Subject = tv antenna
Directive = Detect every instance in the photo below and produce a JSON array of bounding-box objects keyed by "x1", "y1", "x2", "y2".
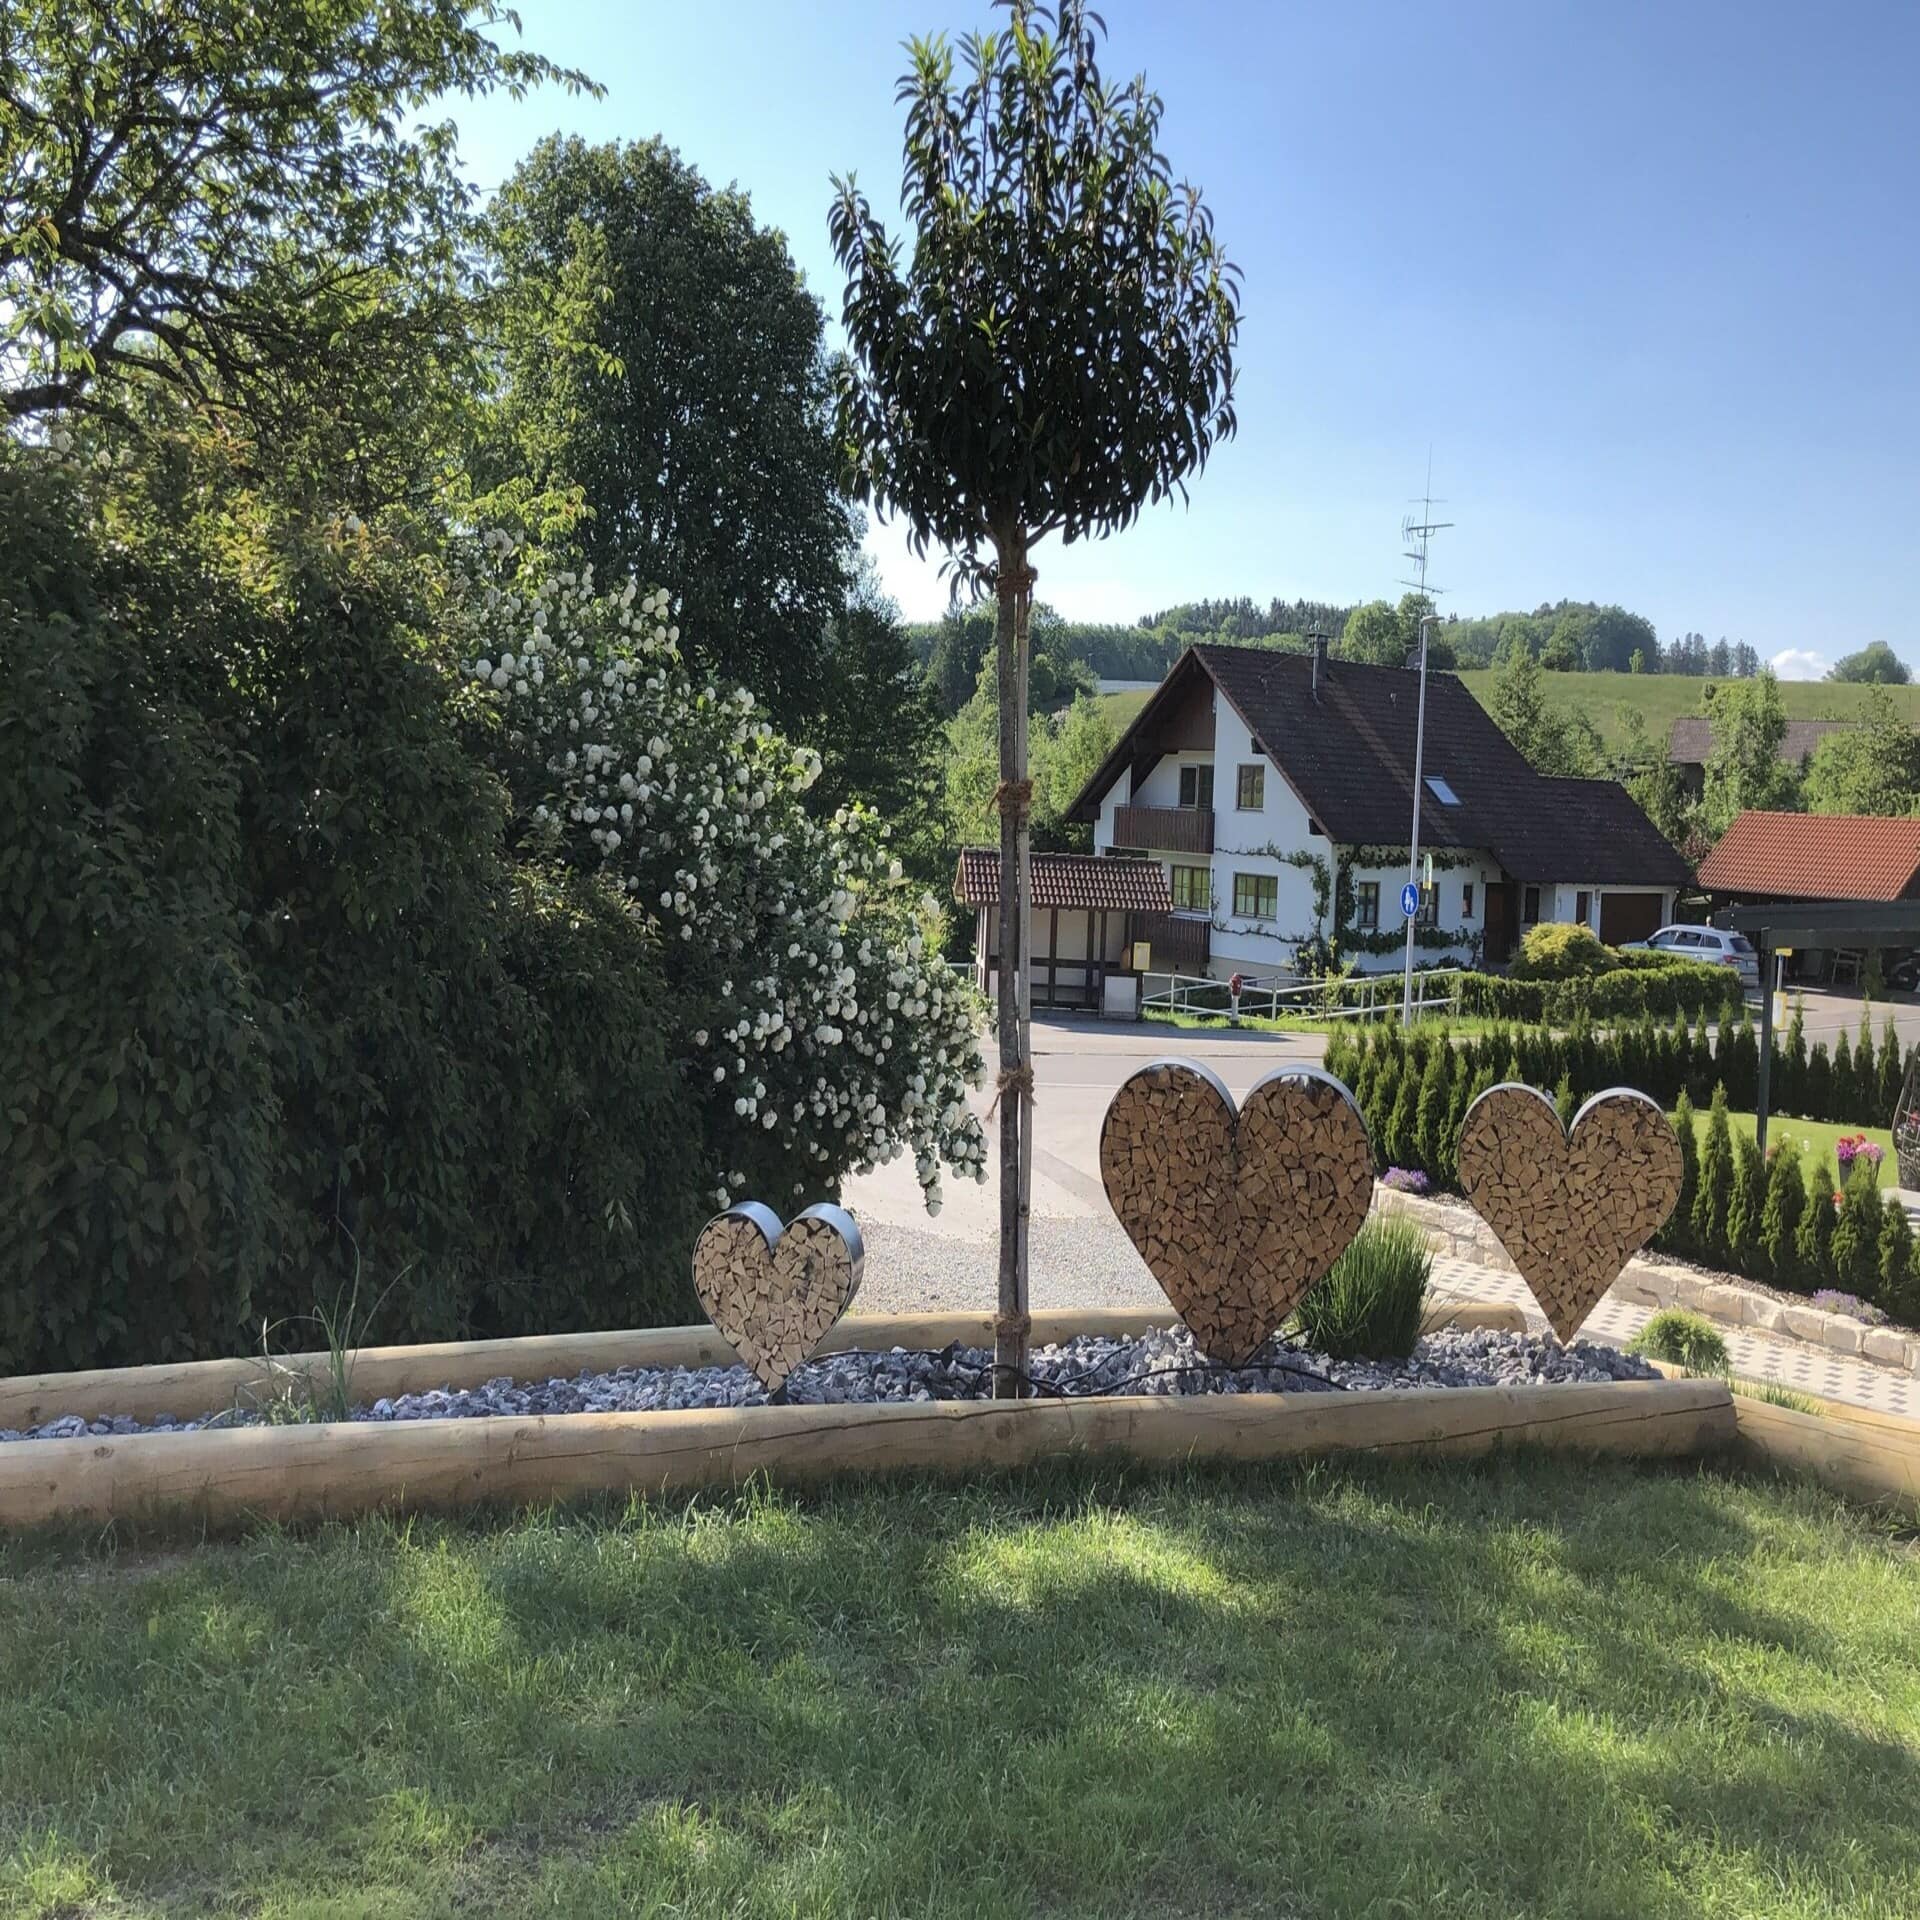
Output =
[{"x1": 1400, "y1": 464, "x2": 1452, "y2": 605}]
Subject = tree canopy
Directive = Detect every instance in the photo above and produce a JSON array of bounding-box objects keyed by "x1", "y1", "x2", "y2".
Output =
[
  {"x1": 1700, "y1": 671, "x2": 1796, "y2": 834},
  {"x1": 1827, "y1": 641, "x2": 1911, "y2": 685},
  {"x1": 0, "y1": 0, "x2": 588, "y2": 424},
  {"x1": 1802, "y1": 687, "x2": 1920, "y2": 816},
  {"x1": 483, "y1": 136, "x2": 853, "y2": 720}
]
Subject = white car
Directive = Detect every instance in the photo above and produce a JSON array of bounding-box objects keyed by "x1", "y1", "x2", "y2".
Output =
[{"x1": 1627, "y1": 924, "x2": 1761, "y2": 990}]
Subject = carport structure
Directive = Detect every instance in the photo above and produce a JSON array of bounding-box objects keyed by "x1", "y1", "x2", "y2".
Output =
[{"x1": 1717, "y1": 899, "x2": 1920, "y2": 1151}]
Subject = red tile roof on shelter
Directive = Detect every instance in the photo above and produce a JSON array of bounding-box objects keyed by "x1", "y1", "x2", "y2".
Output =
[
  {"x1": 1696, "y1": 811, "x2": 1920, "y2": 901},
  {"x1": 953, "y1": 849, "x2": 1172, "y2": 914}
]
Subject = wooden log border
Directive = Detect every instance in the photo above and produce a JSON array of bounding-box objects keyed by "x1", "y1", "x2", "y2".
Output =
[
  {"x1": 0, "y1": 1378, "x2": 1734, "y2": 1532},
  {"x1": 0, "y1": 1303, "x2": 1528, "y2": 1431}
]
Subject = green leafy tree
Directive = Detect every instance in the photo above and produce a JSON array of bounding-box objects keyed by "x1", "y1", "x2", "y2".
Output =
[
  {"x1": 1802, "y1": 685, "x2": 1920, "y2": 816},
  {"x1": 1795, "y1": 1158, "x2": 1838, "y2": 1291},
  {"x1": 1877, "y1": 1018, "x2": 1905, "y2": 1123},
  {"x1": 1338, "y1": 600, "x2": 1404, "y2": 666},
  {"x1": 485, "y1": 136, "x2": 853, "y2": 720},
  {"x1": 1759, "y1": 1139, "x2": 1805, "y2": 1281},
  {"x1": 0, "y1": 0, "x2": 586, "y2": 425},
  {"x1": 1827, "y1": 641, "x2": 1911, "y2": 685},
  {"x1": 831, "y1": 0, "x2": 1240, "y2": 1385},
  {"x1": 1783, "y1": 996, "x2": 1808, "y2": 1114},
  {"x1": 1488, "y1": 635, "x2": 1601, "y2": 775},
  {"x1": 1833, "y1": 1029, "x2": 1856, "y2": 1116},
  {"x1": 1700, "y1": 671, "x2": 1797, "y2": 835},
  {"x1": 1691, "y1": 1085, "x2": 1734, "y2": 1259},
  {"x1": 1613, "y1": 706, "x2": 1694, "y2": 849},
  {"x1": 1805, "y1": 1040, "x2": 1833, "y2": 1120},
  {"x1": 1414, "y1": 1043, "x2": 1452, "y2": 1177},
  {"x1": 1831, "y1": 1165, "x2": 1885, "y2": 1297}
]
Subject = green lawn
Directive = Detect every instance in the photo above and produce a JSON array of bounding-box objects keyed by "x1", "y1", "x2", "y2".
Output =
[
  {"x1": 1100, "y1": 669, "x2": 1920, "y2": 757},
  {"x1": 3, "y1": 1456, "x2": 1918, "y2": 1917}
]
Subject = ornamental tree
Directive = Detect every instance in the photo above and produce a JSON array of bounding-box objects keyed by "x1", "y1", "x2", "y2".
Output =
[
  {"x1": 829, "y1": 0, "x2": 1240, "y2": 1389},
  {"x1": 453, "y1": 548, "x2": 990, "y2": 1217}
]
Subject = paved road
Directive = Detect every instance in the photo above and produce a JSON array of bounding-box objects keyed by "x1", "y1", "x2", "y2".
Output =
[{"x1": 844, "y1": 1010, "x2": 1918, "y2": 1419}]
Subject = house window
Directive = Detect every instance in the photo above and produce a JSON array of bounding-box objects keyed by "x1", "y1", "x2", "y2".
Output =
[
  {"x1": 1522, "y1": 885, "x2": 1541, "y2": 924},
  {"x1": 1169, "y1": 865, "x2": 1210, "y2": 912},
  {"x1": 1461, "y1": 883, "x2": 1474, "y2": 917},
  {"x1": 1177, "y1": 763, "x2": 1214, "y2": 810},
  {"x1": 1232, "y1": 872, "x2": 1278, "y2": 920},
  {"x1": 1417, "y1": 884, "x2": 1439, "y2": 929},
  {"x1": 1575, "y1": 890, "x2": 1591, "y2": 925},
  {"x1": 1235, "y1": 763, "x2": 1265, "y2": 811},
  {"x1": 1354, "y1": 880, "x2": 1380, "y2": 929}
]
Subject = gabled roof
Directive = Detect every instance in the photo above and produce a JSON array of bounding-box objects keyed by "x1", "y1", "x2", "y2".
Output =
[
  {"x1": 953, "y1": 849, "x2": 1172, "y2": 914},
  {"x1": 1069, "y1": 644, "x2": 1690, "y2": 887},
  {"x1": 1697, "y1": 811, "x2": 1920, "y2": 901},
  {"x1": 1668, "y1": 715, "x2": 1852, "y2": 767}
]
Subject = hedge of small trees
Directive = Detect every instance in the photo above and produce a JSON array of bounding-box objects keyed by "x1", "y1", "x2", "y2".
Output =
[{"x1": 1331, "y1": 1020, "x2": 1920, "y2": 1326}]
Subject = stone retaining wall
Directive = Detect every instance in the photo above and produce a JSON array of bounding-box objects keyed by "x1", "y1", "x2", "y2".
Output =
[{"x1": 1374, "y1": 1186, "x2": 1920, "y2": 1377}]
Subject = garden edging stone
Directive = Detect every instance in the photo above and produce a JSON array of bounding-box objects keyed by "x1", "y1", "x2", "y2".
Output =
[{"x1": 1374, "y1": 1185, "x2": 1920, "y2": 1377}]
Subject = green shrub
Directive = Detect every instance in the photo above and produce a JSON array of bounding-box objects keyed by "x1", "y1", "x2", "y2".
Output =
[
  {"x1": 1725, "y1": 1134, "x2": 1766, "y2": 1273},
  {"x1": 1413, "y1": 1043, "x2": 1451, "y2": 1179},
  {"x1": 1659, "y1": 1091, "x2": 1698, "y2": 1255},
  {"x1": 1759, "y1": 1139, "x2": 1805, "y2": 1283},
  {"x1": 1796, "y1": 1158, "x2": 1838, "y2": 1291},
  {"x1": 1832, "y1": 1165, "x2": 1886, "y2": 1300},
  {"x1": 1691, "y1": 1086, "x2": 1734, "y2": 1260},
  {"x1": 1295, "y1": 1217, "x2": 1432, "y2": 1360},
  {"x1": 1876, "y1": 1199, "x2": 1914, "y2": 1316},
  {"x1": 1553, "y1": 1072, "x2": 1577, "y2": 1130},
  {"x1": 1628, "y1": 1308, "x2": 1730, "y2": 1375},
  {"x1": 1510, "y1": 920, "x2": 1610, "y2": 980},
  {"x1": 1877, "y1": 1017, "x2": 1903, "y2": 1121}
]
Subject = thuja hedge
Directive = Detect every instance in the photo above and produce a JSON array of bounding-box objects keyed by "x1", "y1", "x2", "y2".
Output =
[
  {"x1": 1453, "y1": 960, "x2": 1742, "y2": 1024},
  {"x1": 1329, "y1": 1002, "x2": 1909, "y2": 1136},
  {"x1": 1328, "y1": 1021, "x2": 1920, "y2": 1324}
]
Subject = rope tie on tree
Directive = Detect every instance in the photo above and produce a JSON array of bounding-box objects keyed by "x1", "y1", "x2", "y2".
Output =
[
  {"x1": 993, "y1": 1309, "x2": 1032, "y2": 1341},
  {"x1": 991, "y1": 777, "x2": 1034, "y2": 822},
  {"x1": 995, "y1": 561, "x2": 1038, "y2": 599},
  {"x1": 986, "y1": 1062, "x2": 1035, "y2": 1120}
]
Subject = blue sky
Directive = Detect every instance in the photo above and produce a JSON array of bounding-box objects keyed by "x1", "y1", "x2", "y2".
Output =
[{"x1": 452, "y1": 2, "x2": 1919, "y2": 673}]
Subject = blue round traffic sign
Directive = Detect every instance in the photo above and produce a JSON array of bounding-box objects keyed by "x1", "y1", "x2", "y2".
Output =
[{"x1": 1400, "y1": 881, "x2": 1420, "y2": 918}]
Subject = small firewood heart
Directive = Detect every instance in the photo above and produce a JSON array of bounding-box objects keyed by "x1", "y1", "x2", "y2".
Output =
[
  {"x1": 1456, "y1": 1084, "x2": 1682, "y2": 1342},
  {"x1": 691, "y1": 1202, "x2": 865, "y2": 1393},
  {"x1": 1098, "y1": 1059, "x2": 1373, "y2": 1365}
]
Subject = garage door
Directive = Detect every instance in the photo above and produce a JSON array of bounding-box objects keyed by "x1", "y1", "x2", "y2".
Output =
[{"x1": 1599, "y1": 892, "x2": 1663, "y2": 944}]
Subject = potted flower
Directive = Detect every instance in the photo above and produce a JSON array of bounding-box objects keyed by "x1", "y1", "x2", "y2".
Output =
[{"x1": 1834, "y1": 1133, "x2": 1886, "y2": 1188}]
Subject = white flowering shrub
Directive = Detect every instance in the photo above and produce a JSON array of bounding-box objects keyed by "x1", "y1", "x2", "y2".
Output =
[{"x1": 455, "y1": 549, "x2": 988, "y2": 1213}]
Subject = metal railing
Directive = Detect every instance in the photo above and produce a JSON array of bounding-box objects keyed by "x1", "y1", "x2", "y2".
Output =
[{"x1": 1141, "y1": 967, "x2": 1464, "y2": 1024}]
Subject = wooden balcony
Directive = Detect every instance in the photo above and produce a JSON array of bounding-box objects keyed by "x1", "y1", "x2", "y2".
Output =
[
  {"x1": 1131, "y1": 911, "x2": 1212, "y2": 971},
  {"x1": 1112, "y1": 804, "x2": 1213, "y2": 855}
]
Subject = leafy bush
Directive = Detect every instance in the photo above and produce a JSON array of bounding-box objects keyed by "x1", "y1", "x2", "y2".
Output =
[
  {"x1": 1295, "y1": 1217, "x2": 1432, "y2": 1360},
  {"x1": 1455, "y1": 961, "x2": 1739, "y2": 1024},
  {"x1": 1628, "y1": 1308, "x2": 1730, "y2": 1375},
  {"x1": 1509, "y1": 920, "x2": 1611, "y2": 980}
]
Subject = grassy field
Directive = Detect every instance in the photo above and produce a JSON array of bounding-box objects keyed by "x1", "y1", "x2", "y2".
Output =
[
  {"x1": 3, "y1": 1456, "x2": 1918, "y2": 1917},
  {"x1": 1098, "y1": 670, "x2": 1920, "y2": 756},
  {"x1": 1705, "y1": 1109, "x2": 1896, "y2": 1173}
]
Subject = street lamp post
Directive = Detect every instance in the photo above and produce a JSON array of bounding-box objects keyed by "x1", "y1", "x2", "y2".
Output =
[{"x1": 1401, "y1": 614, "x2": 1441, "y2": 1027}]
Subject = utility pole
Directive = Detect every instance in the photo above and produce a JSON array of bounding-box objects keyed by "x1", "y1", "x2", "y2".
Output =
[{"x1": 1399, "y1": 479, "x2": 1451, "y2": 1027}]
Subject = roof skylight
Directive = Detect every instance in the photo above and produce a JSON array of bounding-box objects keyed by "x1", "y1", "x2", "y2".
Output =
[{"x1": 1425, "y1": 776, "x2": 1461, "y2": 806}]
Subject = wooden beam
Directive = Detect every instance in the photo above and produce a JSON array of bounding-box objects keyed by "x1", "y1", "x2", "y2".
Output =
[{"x1": 0, "y1": 1379, "x2": 1734, "y2": 1532}]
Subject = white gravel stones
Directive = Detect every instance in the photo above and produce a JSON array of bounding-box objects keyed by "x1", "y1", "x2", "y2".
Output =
[{"x1": 0, "y1": 1327, "x2": 1658, "y2": 1442}]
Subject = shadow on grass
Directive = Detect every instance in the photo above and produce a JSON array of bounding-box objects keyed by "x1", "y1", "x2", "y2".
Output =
[{"x1": 1, "y1": 1451, "x2": 1917, "y2": 1919}]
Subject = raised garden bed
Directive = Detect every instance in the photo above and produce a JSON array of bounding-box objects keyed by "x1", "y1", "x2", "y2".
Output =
[{"x1": 0, "y1": 1308, "x2": 1732, "y2": 1532}]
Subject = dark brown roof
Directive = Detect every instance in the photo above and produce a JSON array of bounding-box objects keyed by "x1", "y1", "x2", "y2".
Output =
[
  {"x1": 1697, "y1": 811, "x2": 1920, "y2": 901},
  {"x1": 1667, "y1": 715, "x2": 1852, "y2": 767},
  {"x1": 952, "y1": 849, "x2": 1173, "y2": 913},
  {"x1": 1070, "y1": 646, "x2": 1689, "y2": 887}
]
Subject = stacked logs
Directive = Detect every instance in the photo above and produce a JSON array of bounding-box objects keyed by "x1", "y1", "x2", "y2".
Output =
[
  {"x1": 1457, "y1": 1085, "x2": 1682, "y2": 1342},
  {"x1": 691, "y1": 1203, "x2": 865, "y2": 1394},
  {"x1": 1099, "y1": 1062, "x2": 1371, "y2": 1365}
]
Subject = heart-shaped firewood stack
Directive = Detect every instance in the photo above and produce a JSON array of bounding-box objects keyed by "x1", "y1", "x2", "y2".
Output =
[
  {"x1": 1457, "y1": 1084, "x2": 1682, "y2": 1341},
  {"x1": 691, "y1": 1202, "x2": 865, "y2": 1394},
  {"x1": 1099, "y1": 1060, "x2": 1373, "y2": 1365}
]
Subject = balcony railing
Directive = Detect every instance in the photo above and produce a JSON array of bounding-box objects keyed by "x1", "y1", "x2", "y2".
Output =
[
  {"x1": 1112, "y1": 803, "x2": 1213, "y2": 855},
  {"x1": 1130, "y1": 911, "x2": 1211, "y2": 970}
]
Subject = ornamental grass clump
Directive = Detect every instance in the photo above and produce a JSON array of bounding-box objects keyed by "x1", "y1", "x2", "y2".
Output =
[
  {"x1": 1628, "y1": 1308, "x2": 1730, "y2": 1376},
  {"x1": 1295, "y1": 1218, "x2": 1432, "y2": 1361}
]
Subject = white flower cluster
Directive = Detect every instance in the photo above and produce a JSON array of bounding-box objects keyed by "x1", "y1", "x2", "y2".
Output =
[{"x1": 457, "y1": 555, "x2": 988, "y2": 1213}]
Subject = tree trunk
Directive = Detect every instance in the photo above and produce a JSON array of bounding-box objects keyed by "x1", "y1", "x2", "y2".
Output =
[{"x1": 992, "y1": 532, "x2": 1034, "y2": 1397}]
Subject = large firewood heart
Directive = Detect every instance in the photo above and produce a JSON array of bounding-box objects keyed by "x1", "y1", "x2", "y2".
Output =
[
  {"x1": 692, "y1": 1202, "x2": 865, "y2": 1393},
  {"x1": 1098, "y1": 1060, "x2": 1373, "y2": 1365},
  {"x1": 1457, "y1": 1084, "x2": 1682, "y2": 1342}
]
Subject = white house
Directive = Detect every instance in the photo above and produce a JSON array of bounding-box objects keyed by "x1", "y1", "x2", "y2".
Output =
[{"x1": 1060, "y1": 638, "x2": 1689, "y2": 979}]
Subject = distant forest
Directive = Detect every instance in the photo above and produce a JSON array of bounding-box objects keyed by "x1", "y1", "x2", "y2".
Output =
[{"x1": 905, "y1": 595, "x2": 1760, "y2": 716}]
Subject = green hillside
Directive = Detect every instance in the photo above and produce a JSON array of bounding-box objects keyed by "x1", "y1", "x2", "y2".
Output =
[{"x1": 1097, "y1": 671, "x2": 1920, "y2": 757}]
